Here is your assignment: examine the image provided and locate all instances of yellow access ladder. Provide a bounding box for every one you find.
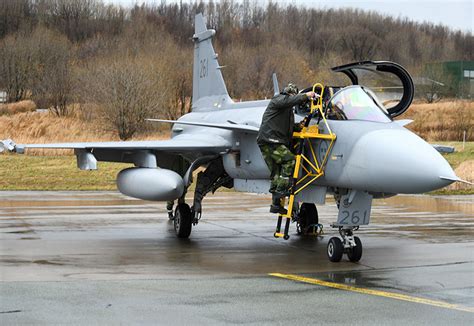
[273,84,337,240]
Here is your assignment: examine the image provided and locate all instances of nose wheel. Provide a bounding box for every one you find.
[327,237,344,262]
[327,227,363,262]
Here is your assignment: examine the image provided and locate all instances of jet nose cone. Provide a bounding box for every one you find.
[347,129,457,194]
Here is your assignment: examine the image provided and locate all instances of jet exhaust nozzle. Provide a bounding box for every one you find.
[117,168,184,201]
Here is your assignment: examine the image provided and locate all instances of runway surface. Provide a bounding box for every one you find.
[0,191,473,324]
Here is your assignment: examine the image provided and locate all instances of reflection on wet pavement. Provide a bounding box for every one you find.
[369,195,473,242]
[0,191,473,324]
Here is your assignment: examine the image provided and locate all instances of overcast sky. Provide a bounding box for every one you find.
[106,0,473,33]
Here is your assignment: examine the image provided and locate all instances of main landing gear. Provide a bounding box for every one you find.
[327,226,362,262]
[295,203,323,236]
[172,158,232,239]
[173,203,193,238]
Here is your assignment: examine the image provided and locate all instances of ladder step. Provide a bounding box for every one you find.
[273,232,290,240]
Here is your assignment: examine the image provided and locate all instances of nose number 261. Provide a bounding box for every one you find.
[336,191,372,226]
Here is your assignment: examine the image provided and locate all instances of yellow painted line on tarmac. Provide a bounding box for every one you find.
[269,273,474,313]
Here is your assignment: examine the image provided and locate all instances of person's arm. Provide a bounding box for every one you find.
[273,92,315,109]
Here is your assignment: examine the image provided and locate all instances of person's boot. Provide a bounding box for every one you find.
[270,193,287,214]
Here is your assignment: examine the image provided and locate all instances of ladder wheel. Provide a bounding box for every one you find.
[283,235,290,240]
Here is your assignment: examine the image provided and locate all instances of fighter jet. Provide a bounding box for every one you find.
[1,13,468,262]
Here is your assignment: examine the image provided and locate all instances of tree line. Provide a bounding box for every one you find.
[0,0,472,139]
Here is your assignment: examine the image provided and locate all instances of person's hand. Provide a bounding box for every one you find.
[306,91,316,99]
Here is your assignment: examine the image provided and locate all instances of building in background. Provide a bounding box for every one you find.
[0,91,6,103]
[425,61,474,99]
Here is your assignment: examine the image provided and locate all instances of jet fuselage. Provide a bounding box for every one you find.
[173,101,456,195]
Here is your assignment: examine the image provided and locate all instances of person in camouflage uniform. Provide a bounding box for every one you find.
[257,83,315,214]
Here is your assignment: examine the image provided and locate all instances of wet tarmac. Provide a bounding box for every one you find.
[0,191,473,324]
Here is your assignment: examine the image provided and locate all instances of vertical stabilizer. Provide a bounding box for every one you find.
[192,13,232,110]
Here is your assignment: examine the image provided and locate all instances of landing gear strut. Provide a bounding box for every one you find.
[191,159,233,223]
[172,158,232,239]
[327,227,363,262]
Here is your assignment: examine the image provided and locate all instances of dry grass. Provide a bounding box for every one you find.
[0,109,169,155]
[431,141,474,194]
[0,100,37,115]
[403,100,473,141]
[448,160,474,191]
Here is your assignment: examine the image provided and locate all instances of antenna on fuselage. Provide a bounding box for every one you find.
[272,73,280,96]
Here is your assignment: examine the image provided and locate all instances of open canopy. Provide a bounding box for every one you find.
[331,61,414,118]
[326,85,392,123]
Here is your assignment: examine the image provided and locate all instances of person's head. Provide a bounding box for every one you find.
[283,83,298,95]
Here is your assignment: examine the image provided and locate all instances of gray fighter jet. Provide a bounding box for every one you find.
[1,14,468,262]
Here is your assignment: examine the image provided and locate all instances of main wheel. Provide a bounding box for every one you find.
[297,203,318,235]
[327,237,343,262]
[347,236,363,262]
[174,203,192,238]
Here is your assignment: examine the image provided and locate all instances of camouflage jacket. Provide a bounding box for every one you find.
[257,93,309,147]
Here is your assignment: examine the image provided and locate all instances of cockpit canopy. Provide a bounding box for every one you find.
[330,61,414,118]
[326,85,391,123]
[297,61,414,121]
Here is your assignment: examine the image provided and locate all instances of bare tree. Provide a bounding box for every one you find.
[29,27,73,116]
[418,65,455,103]
[84,57,163,140]
[2,0,473,108]
[0,34,34,102]
[340,26,381,61]
[0,0,34,39]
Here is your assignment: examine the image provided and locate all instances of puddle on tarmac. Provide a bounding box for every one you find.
[0,191,472,243]
[356,195,473,242]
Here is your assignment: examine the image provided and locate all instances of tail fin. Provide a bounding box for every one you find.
[192,13,232,110]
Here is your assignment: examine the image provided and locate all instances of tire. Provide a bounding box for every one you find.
[327,237,343,262]
[298,203,318,235]
[174,203,192,238]
[347,236,363,262]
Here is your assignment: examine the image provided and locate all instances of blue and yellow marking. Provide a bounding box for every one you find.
[269,273,474,313]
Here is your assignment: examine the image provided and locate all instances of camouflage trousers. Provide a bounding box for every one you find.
[259,144,295,194]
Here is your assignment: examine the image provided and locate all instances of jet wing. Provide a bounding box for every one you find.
[147,119,259,133]
[1,134,231,155]
[1,134,232,170]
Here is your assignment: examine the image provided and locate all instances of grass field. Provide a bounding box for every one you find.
[429,141,473,195]
[405,100,473,141]
[0,155,128,190]
[0,142,471,194]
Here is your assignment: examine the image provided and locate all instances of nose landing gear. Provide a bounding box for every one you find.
[327,227,363,262]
